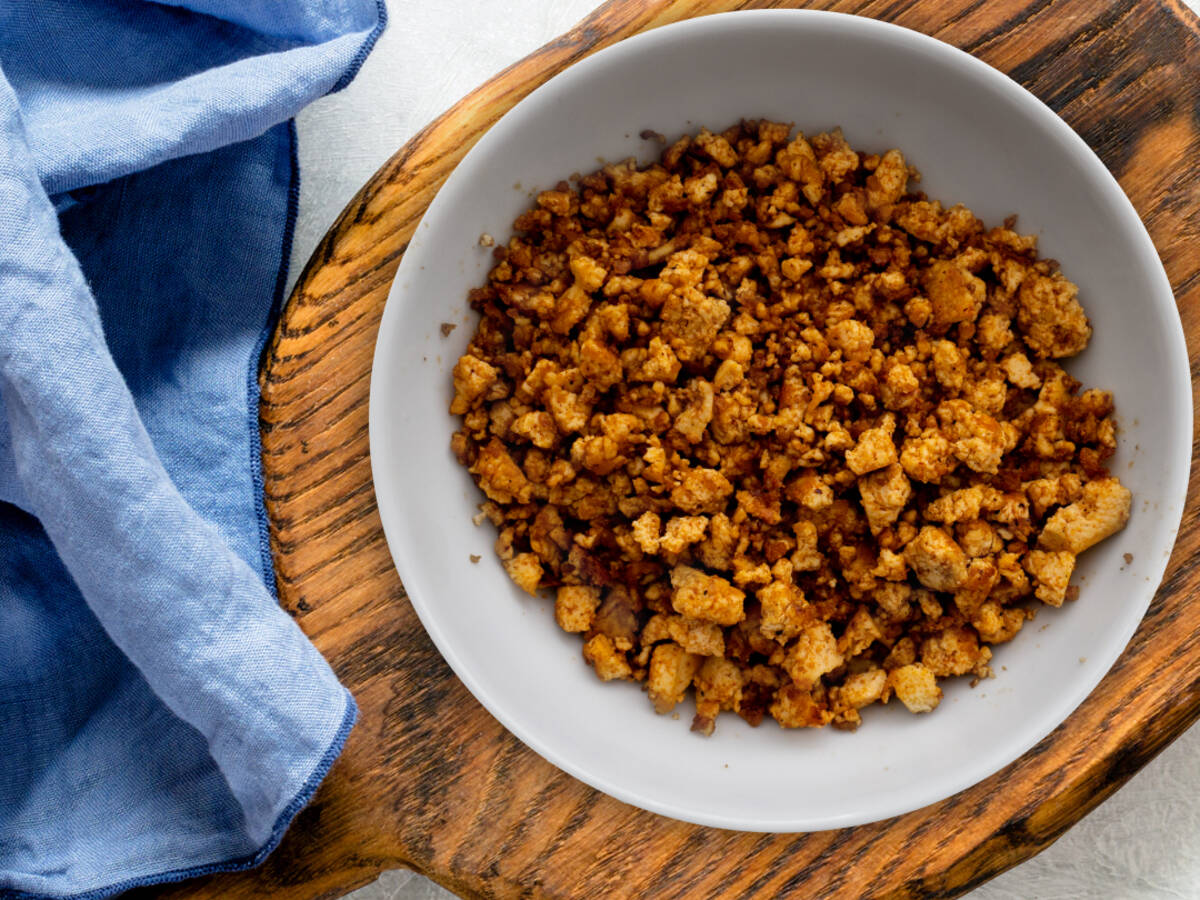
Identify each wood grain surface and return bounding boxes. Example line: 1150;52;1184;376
138;1;1200;898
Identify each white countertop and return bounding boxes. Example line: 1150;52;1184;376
293;3;1200;898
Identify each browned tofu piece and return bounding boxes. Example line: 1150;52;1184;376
904;526;969;592
783;622;843;690
889;663;943;713
923;260;985;328
1039;478;1131;554
670;565;746;626
859;463;911;534
648;642;704;713
1017;272;1091;358
555;585;600;632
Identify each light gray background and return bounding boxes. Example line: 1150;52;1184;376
292;2;1200;897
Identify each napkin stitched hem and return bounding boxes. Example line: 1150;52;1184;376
333;0;388;94
5;693;359;900
248;0;387;591
249;117;301;593
249;0;388;592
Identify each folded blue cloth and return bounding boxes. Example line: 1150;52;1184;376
0;3;385;898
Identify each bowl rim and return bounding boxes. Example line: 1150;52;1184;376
368;7;1192;831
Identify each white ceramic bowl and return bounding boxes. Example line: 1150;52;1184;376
369;10;1190;831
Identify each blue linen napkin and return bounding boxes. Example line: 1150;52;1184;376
0;2;386;898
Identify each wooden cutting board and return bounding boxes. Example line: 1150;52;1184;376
141;1;1200;898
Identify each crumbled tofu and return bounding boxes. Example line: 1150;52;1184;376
845;415;897;475
672;380;715;443
555;585;600;632
696;656;743;708
938;400;1017;475
1017;272;1092;358
451;354;501;416
757;578;810;641
713;358;745;391
925;486;993;525
858;463;911;534
545;384;590;434
583;633;632;681
644;613;725;656
1025;474;1083;518
648;642;704;713
695;128;739;167
972;600;1027;644
814;128;861;185
783;522;820;574
838;668;887;710
511;411;558;449
787;471;834;510
631;510;661;553
1039;478;1132;554
660;515;709;554
905;526;969;592
633;335;682;383
867;149;908;211
450;122;1129;735
471;439;533;504
828;319;875;363
770;684;833;728
882;362;920;410
957;519;999;557
783;623;843;689
659;287;730;363
923;260;985;328
671;616;725;656
889;663;943;713
669;466;734;515
570;434;625;476
920;626;989;677
931;340;966;390
873;548;908;581
838;607;883;658
900;429;957;483
1000;352;1041;389
578;338;623;391
503;552;543;595
670;565;746;626
1024;549;1076;606
777;133;825;205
